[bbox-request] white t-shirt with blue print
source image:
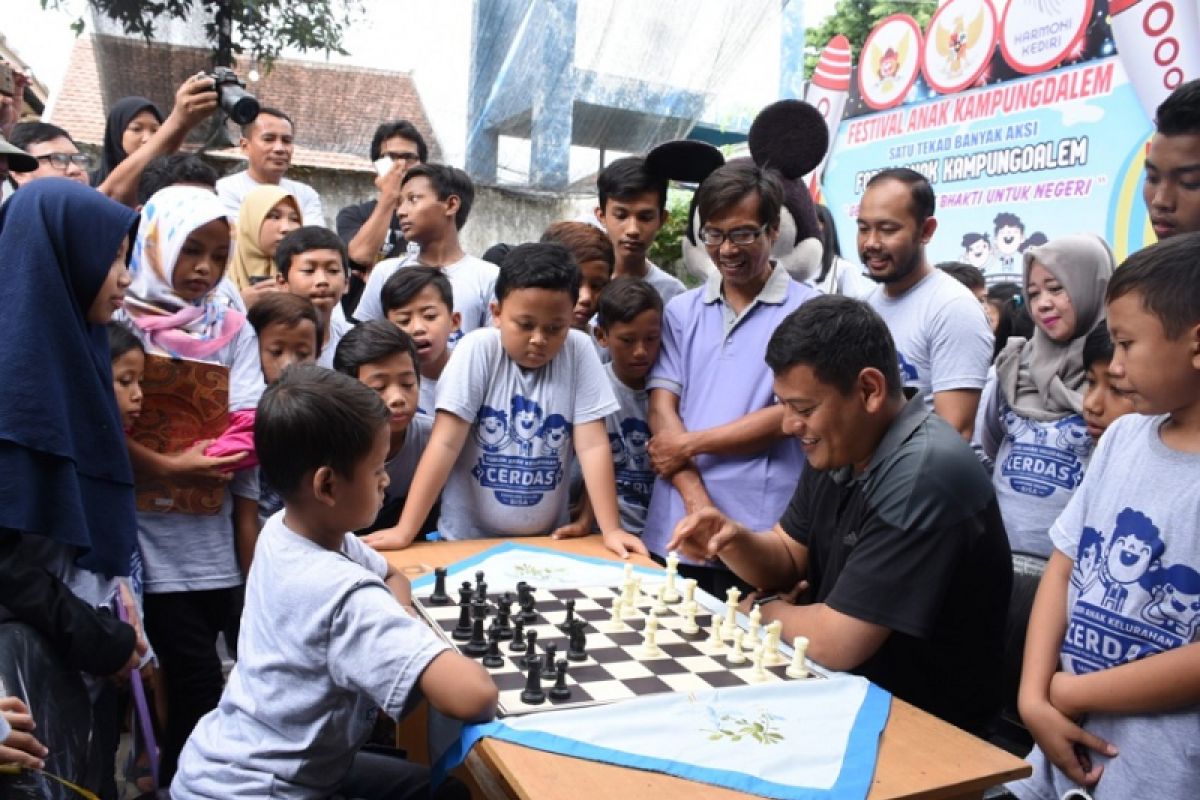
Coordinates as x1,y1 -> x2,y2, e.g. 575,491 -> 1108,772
434,328 -> 618,540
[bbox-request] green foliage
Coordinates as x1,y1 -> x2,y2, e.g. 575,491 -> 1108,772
803,0 -> 938,79
648,187 -> 695,283
702,710 -> 785,745
41,0 -> 364,67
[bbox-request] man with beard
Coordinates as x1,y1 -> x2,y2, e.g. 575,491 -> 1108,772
859,168 -> 992,439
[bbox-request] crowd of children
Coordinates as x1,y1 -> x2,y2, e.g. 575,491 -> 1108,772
2,88 -> 1199,800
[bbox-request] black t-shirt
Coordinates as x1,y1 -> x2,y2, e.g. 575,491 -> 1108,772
778,398 -> 1012,734
335,199 -> 408,318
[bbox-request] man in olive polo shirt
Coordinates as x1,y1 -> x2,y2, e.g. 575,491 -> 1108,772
669,295 -> 1012,735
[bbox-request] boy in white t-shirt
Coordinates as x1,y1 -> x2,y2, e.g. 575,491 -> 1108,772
1010,237 -> 1200,800
363,243 -> 647,559
172,365 -> 495,800
382,265 -> 460,415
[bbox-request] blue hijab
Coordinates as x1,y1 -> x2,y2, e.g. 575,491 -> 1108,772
0,179 -> 140,576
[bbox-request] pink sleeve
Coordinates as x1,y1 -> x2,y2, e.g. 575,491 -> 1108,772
203,408 -> 258,471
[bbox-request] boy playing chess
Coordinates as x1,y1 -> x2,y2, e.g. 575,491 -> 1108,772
1010,236 -> 1200,799
171,365 -> 496,799
364,242 -> 647,558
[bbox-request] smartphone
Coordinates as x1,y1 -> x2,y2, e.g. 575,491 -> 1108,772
374,156 -> 393,177
249,275 -> 274,286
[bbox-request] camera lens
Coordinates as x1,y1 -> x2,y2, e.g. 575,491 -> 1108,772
220,86 -> 259,126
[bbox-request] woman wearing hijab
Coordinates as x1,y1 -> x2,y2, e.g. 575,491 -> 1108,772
91,96 -> 164,187
0,178 -> 146,795
228,184 -> 302,306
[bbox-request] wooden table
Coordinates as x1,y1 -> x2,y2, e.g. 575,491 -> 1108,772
386,536 -> 1030,800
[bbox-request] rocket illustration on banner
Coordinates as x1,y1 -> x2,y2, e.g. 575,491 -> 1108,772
1111,0 -> 1200,121
804,34 -> 852,198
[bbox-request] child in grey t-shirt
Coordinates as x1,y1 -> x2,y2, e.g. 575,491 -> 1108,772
362,243 -> 647,559
172,365 -> 495,800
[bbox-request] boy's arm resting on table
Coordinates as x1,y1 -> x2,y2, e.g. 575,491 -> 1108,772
1017,551 -> 1116,787
551,493 -> 595,541
575,419 -> 647,559
419,650 -> 499,722
649,404 -> 788,476
364,410 -> 470,550
1049,641 -> 1200,717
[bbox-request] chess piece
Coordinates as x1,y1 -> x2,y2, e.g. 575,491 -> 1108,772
522,630 -> 540,668
428,566 -> 451,605
549,659 -> 572,700
452,595 -> 472,641
517,583 -> 538,624
567,618 -> 588,661
482,630 -> 505,668
620,579 -> 640,619
652,584 -> 669,615
558,598 -> 576,632
458,581 -> 473,608
509,618 -> 527,652
682,578 -> 698,607
724,586 -> 741,631
749,645 -> 768,682
465,618 -> 489,657
604,598 -> 626,632
493,601 -> 513,640
680,599 -> 700,635
786,636 -> 810,679
727,629 -> 747,665
543,643 -> 558,674
641,613 -> 662,658
520,660 -> 546,704
707,617 -> 726,650
747,604 -> 763,647
474,570 -> 486,596
663,551 -> 681,603
763,621 -> 787,666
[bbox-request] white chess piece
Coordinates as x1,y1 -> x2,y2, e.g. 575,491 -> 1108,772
747,605 -> 762,646
727,629 -> 747,665
749,645 -> 768,682
641,612 -> 662,657
707,617 -> 726,650
663,551 -> 681,603
724,586 -> 741,630
680,599 -> 700,635
682,578 -> 698,607
620,578 -> 640,619
604,597 -> 627,632
653,583 -> 669,614
763,620 -> 787,666
786,636 -> 810,679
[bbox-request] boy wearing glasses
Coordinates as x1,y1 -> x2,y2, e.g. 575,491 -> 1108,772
644,161 -> 816,597
7,122 -> 92,187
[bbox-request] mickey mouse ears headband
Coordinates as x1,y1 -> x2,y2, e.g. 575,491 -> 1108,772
645,99 -> 829,185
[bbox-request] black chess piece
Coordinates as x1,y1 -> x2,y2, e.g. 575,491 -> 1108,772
522,630 -> 540,668
452,596 -> 472,641
458,581 -> 473,605
520,660 -> 545,704
465,617 -> 488,657
508,619 -> 527,652
517,583 -> 538,624
482,630 -> 505,668
475,570 -> 486,594
428,566 -> 451,605
549,659 -> 571,701
557,598 -> 576,632
494,601 -> 513,640
567,618 -> 587,662
542,643 -> 558,674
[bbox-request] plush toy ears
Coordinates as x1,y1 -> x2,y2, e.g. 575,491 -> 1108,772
645,139 -> 725,184
747,99 -> 829,180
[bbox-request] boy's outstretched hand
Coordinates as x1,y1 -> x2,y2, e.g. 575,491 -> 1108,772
363,526 -> 415,551
601,529 -> 648,560
1020,696 -> 1116,787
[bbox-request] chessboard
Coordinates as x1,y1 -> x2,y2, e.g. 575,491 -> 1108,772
414,568 -> 818,717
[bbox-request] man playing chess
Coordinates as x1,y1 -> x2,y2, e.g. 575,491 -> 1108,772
669,296 -> 1012,736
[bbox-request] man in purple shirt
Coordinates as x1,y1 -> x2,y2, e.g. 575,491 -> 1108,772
645,161 -> 816,595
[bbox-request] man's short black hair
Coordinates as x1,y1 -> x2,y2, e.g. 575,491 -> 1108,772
255,364 -> 389,500
137,153 -> 219,205
1108,232 -> 1200,338
766,295 -> 903,397
241,107 -> 294,138
1155,78 -> 1200,136
495,242 -> 580,304
333,320 -> 420,379
865,168 -> 936,224
275,227 -> 349,278
1082,324 -> 1115,371
696,161 -> 784,230
401,163 -> 474,230
370,120 -> 429,163
8,121 -> 75,151
597,156 -> 668,211
107,321 -> 144,361
247,292 -> 323,347
937,261 -> 985,292
381,265 -> 454,314
596,277 -> 662,328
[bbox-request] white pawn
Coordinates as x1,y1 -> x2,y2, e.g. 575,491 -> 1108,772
763,620 -> 787,666
604,597 -> 627,632
786,636 -> 810,679
724,586 -> 741,630
620,578 -> 640,619
680,599 -> 700,635
652,583 -> 669,614
641,612 -> 662,658
707,617 -> 726,650
749,645 -> 768,682
747,604 -> 762,646
727,629 -> 747,665
682,578 -> 698,607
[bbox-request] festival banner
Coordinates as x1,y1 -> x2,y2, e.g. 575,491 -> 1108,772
818,0 -> 1196,281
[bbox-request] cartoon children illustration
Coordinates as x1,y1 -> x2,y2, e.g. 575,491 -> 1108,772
961,232 -> 993,271
1053,416 -> 1092,458
1071,526 -> 1105,594
475,405 -> 511,453
510,395 -> 544,456
1100,508 -> 1166,613
620,417 -> 652,471
993,212 -> 1026,272
1140,563 -> 1200,638
537,413 -> 572,455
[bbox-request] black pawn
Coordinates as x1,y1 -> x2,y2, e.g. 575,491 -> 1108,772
520,659 -> 545,704
494,602 -> 513,640
567,619 -> 587,662
549,659 -> 571,701
522,630 -> 540,668
465,617 -> 488,657
475,570 -> 486,594
557,598 -> 576,632
542,643 -> 558,674
452,597 -> 472,641
428,566 -> 451,605
508,619 -> 527,652
482,630 -> 505,668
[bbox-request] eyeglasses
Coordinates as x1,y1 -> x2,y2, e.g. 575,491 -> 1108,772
698,224 -> 769,247
382,151 -> 421,164
35,152 -> 93,170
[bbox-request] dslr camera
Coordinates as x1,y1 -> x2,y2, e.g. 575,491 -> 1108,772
208,67 -> 259,125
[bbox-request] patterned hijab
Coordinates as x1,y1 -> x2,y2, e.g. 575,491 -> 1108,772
227,184 -> 300,291
124,185 -> 242,360
994,233 -> 1114,421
